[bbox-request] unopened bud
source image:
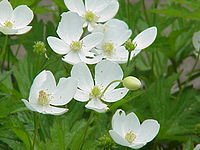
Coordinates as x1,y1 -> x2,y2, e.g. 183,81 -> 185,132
123,76 -> 141,90
124,39 -> 137,51
33,41 -> 47,54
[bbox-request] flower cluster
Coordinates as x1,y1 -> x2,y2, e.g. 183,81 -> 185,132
0,0 -> 160,149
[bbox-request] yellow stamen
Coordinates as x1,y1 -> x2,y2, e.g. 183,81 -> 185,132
125,131 -> 136,143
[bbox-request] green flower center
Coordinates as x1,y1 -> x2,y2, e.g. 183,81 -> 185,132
125,39 -> 137,51
125,131 -> 136,143
103,43 -> 114,56
37,90 -> 50,106
4,21 -> 13,28
90,86 -> 101,97
84,11 -> 98,22
70,41 -> 83,51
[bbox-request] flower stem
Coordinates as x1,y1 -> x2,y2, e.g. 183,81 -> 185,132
79,112 -> 94,150
99,80 -> 123,98
32,113 -> 39,150
126,51 -> 132,67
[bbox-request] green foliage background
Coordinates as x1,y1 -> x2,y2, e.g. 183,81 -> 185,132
0,0 -> 200,149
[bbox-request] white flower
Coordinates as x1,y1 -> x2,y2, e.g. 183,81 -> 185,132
93,19 -> 132,63
194,144 -> 200,150
109,109 -> 160,149
22,70 -> 77,115
0,0 -> 34,35
192,31 -> 200,51
71,60 -> 129,113
131,27 -> 157,57
64,0 -> 119,31
47,11 -> 103,65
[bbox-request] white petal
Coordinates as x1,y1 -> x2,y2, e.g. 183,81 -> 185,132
43,106 -> 68,115
95,60 -> 123,91
103,19 -> 132,47
29,70 -> 56,103
129,143 -> 146,149
133,27 -> 157,50
112,109 -> 126,136
22,99 -> 36,111
11,5 -> 33,29
0,26 -> 17,35
85,99 -> 108,113
57,12 -> 84,44
74,89 -> 90,102
82,32 -> 103,50
62,51 -> 82,65
131,49 -> 142,58
107,46 -> 129,64
124,112 -> 141,135
109,130 -> 129,147
192,31 -> 200,51
135,119 -> 160,143
64,0 -> 85,16
78,51 -> 103,64
47,36 -> 70,55
50,77 -> 78,106
15,26 -> 32,35
102,88 -> 128,102
96,0 -> 119,22
0,0 -> 13,24
71,62 -> 94,92
85,0 -> 108,12
194,144 -> 200,150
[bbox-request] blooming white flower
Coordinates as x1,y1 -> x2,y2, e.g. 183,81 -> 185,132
192,31 -> 200,51
22,70 -> 77,115
109,109 -> 160,149
194,144 -> 200,150
93,19 -> 132,63
0,0 -> 34,35
47,11 -> 103,65
71,60 -> 129,113
64,0 -> 119,31
131,27 -> 157,57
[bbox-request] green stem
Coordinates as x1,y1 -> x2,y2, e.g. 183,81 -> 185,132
142,0 -> 150,26
0,35 -> 8,58
99,80 -> 123,99
79,112 -> 94,150
32,113 -> 39,150
126,51 -> 132,67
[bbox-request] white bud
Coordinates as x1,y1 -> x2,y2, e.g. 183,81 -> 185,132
123,76 -> 141,90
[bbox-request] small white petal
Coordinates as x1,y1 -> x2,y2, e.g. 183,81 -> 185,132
85,0 -> 108,12
194,144 -> 200,150
131,49 -> 142,58
57,12 -> 84,44
107,46 -> 129,64
22,99 -> 36,111
71,62 -> 94,92
192,31 -> 200,51
0,26 -> 17,35
102,88 -> 128,102
74,89 -> 90,102
96,0 -> 119,22
79,51 -> 103,64
85,99 -> 108,113
43,106 -> 68,115
82,32 -> 103,50
64,0 -> 85,16
109,130 -> 130,147
0,0 -> 13,24
124,112 -> 141,135
50,77 -> 78,106
47,36 -> 70,55
11,5 -> 34,29
129,142 -> 146,149
133,27 -> 157,50
135,119 -> 160,143
15,26 -> 32,35
62,51 -> 82,65
103,19 -> 132,47
29,70 -> 56,103
95,60 -> 123,91
112,109 -> 126,136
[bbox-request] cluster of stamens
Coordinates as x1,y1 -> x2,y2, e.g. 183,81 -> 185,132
4,21 -> 13,28
125,131 -> 136,143
37,90 -> 50,106
70,41 -> 83,51
102,43 -> 114,56
84,11 -> 98,23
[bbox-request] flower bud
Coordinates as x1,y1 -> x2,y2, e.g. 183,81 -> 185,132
123,76 -> 141,90
33,41 -> 47,54
98,134 -> 117,149
124,39 -> 137,51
